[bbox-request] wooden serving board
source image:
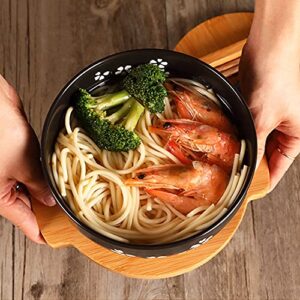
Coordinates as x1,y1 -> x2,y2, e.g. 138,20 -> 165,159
33,12 -> 269,279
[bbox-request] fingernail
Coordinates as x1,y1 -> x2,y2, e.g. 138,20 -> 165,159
43,195 -> 56,206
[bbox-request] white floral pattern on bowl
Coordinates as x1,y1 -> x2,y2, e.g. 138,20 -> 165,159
110,235 -> 213,258
189,235 -> 213,250
114,65 -> 132,75
149,58 -> 168,70
94,59 -> 169,82
111,248 -> 135,257
94,70 -> 110,81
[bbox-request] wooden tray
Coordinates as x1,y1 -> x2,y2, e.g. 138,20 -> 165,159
33,12 -> 269,279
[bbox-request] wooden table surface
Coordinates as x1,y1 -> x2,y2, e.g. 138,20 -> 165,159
0,1 -> 299,299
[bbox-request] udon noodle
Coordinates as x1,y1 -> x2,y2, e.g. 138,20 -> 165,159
51,81 -> 248,244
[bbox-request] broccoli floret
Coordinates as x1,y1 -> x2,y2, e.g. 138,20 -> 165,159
123,64 -> 167,113
74,64 -> 167,151
126,64 -> 166,83
74,89 -> 144,152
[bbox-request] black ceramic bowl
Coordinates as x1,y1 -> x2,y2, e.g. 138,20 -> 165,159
41,49 -> 257,258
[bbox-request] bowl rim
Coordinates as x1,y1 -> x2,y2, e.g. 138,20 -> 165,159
41,48 -> 257,251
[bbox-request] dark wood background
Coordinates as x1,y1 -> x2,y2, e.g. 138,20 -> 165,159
1,1 -> 299,299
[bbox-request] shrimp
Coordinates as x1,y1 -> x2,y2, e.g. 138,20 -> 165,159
125,162 -> 229,214
149,119 -> 240,170
166,82 -> 236,134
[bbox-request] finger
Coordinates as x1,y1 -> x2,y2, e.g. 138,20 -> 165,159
266,131 -> 279,160
0,189 -> 45,244
267,148 -> 295,191
266,132 -> 300,191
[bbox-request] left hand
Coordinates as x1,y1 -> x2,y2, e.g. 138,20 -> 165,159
0,75 -> 56,243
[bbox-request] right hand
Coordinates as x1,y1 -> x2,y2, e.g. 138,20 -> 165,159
0,75 -> 56,244
239,41 -> 300,191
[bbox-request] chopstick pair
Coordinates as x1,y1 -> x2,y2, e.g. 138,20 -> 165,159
200,38 -> 246,78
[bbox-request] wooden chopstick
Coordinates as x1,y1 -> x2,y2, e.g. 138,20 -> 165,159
219,64 -> 239,77
200,39 -> 246,67
200,38 -> 246,77
216,58 -> 240,77
216,58 -> 240,72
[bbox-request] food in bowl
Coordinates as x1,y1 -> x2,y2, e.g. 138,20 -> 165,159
50,63 -> 248,245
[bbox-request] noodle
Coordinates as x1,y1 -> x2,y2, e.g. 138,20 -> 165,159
51,82 -> 249,244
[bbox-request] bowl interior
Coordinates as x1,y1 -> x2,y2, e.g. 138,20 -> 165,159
41,49 -> 257,249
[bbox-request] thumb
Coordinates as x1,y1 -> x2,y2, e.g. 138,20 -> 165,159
16,127 -> 56,207
256,132 -> 267,170
22,175 -> 56,207
249,108 -> 271,169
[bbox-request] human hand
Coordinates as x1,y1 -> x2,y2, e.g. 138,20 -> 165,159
0,75 -> 55,243
239,40 -> 300,191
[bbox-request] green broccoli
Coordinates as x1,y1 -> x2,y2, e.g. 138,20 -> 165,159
74,64 -> 167,152
75,88 -> 144,152
126,63 -> 166,83
123,64 -> 167,113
